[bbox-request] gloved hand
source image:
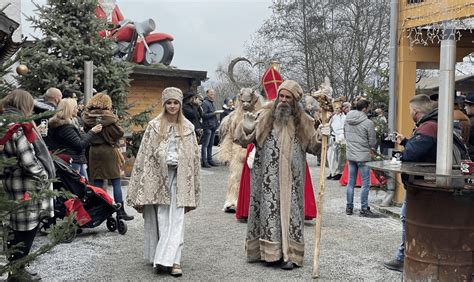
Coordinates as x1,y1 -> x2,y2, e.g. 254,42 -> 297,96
247,147 -> 256,169
319,123 -> 330,136
242,112 -> 257,134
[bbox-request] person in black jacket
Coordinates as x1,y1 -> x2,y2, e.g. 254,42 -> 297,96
201,89 -> 223,168
182,91 -> 203,141
47,98 -> 102,180
33,87 -> 62,115
33,87 -> 63,135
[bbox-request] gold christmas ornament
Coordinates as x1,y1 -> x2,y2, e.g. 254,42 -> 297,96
16,64 -> 29,75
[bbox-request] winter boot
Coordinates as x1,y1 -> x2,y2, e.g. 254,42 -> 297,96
7,267 -> 41,281
117,203 -> 134,221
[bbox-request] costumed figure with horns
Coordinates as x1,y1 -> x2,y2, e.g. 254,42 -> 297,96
236,77 -> 330,269
218,83 -> 263,213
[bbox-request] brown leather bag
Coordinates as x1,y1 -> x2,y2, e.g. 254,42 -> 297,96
114,147 -> 125,168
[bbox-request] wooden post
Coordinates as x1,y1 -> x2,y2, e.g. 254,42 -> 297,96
84,61 -> 93,105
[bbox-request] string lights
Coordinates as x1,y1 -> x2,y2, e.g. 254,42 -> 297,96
403,1 -> 474,47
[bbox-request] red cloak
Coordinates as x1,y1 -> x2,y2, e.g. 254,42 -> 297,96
236,145 -> 317,220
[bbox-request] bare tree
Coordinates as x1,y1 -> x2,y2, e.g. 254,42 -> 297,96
206,56 -> 262,109
246,0 -> 390,100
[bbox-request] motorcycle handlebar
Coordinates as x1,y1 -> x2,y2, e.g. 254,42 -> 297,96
117,19 -> 132,28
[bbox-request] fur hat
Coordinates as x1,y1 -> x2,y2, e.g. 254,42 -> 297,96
277,80 -> 304,102
87,92 -> 112,110
162,87 -> 183,106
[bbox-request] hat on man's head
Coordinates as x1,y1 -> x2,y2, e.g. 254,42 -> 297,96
465,92 -> 474,105
162,87 -> 183,106
277,80 -> 304,102
183,90 -> 195,101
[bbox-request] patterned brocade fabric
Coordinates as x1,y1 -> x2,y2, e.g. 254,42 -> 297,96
246,130 -> 306,266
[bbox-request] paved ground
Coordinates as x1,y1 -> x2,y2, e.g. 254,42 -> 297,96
28,153 -> 403,281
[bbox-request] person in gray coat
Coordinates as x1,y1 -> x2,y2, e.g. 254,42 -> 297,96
344,99 -> 377,217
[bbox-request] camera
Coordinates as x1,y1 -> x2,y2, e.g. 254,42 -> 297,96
384,132 -> 398,142
95,116 -> 103,124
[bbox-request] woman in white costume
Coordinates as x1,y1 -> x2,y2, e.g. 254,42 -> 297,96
126,87 -> 201,277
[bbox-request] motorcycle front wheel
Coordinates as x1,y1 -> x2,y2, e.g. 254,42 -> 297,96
144,40 -> 174,66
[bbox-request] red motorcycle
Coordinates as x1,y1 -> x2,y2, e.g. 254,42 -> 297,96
96,2 -> 174,66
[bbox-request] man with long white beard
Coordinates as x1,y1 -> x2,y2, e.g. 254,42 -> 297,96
237,80 -> 329,270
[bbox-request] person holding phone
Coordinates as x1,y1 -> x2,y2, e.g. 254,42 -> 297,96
82,92 -> 133,221
47,98 -> 102,180
0,89 -> 55,281
383,94 -> 441,272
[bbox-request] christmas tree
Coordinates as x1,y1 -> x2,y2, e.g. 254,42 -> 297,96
17,0 -> 132,117
17,0 -> 154,156
0,60 -> 76,279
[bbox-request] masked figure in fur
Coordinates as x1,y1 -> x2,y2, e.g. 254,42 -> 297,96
218,88 -> 263,213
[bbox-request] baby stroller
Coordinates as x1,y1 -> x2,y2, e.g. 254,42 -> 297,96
39,158 -> 127,242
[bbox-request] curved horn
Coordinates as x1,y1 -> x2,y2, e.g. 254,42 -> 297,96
228,57 -> 252,86
252,61 -> 265,68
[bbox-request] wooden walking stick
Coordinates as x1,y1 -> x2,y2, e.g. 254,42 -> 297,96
311,78 -> 333,278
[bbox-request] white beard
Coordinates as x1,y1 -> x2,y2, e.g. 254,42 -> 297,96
273,102 -> 292,126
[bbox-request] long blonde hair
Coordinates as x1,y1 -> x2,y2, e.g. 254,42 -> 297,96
0,89 -> 34,117
54,98 -> 77,121
158,102 -> 185,140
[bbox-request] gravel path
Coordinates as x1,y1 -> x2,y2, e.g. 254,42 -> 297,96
29,154 -> 402,281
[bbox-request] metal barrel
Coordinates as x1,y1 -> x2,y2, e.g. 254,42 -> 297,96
405,183 -> 474,281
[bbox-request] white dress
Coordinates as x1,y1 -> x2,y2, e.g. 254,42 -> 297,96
327,113 -> 346,176
143,128 -> 185,267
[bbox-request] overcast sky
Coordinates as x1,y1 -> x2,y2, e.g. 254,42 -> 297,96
20,0 -> 273,81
